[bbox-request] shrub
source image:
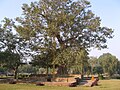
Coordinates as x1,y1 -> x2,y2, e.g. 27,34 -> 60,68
9,79 -> 17,84
98,75 -> 105,80
111,76 -> 120,79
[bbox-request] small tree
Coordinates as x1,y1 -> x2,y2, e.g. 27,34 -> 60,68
0,51 -> 21,79
88,56 -> 99,74
0,18 -> 29,79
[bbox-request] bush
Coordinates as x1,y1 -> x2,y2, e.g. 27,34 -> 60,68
98,75 -> 105,80
111,76 -> 120,79
18,74 -> 29,79
9,79 -> 17,84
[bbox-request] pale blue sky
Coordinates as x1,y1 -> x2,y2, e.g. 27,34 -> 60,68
90,0 -> 120,59
0,0 -> 120,59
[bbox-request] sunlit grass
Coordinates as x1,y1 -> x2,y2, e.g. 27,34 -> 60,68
0,79 -> 120,90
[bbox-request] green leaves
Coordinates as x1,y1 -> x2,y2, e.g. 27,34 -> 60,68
0,51 -> 20,69
14,0 -> 113,51
0,0 -> 114,76
98,53 -> 119,76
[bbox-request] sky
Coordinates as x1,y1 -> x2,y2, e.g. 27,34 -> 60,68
0,0 -> 120,59
90,0 -> 120,59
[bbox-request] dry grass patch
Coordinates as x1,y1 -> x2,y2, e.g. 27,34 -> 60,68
0,79 -> 120,90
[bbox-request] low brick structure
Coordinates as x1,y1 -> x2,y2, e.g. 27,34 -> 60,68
36,76 -> 81,87
36,82 -> 45,86
37,81 -> 77,87
9,79 -> 17,84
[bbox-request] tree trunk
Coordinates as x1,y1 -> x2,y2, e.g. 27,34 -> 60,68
81,62 -> 84,80
46,65 -> 49,76
14,66 -> 18,79
52,64 -> 56,81
57,65 -> 68,75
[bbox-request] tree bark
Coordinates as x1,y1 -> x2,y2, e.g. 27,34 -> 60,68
14,66 -> 18,79
52,64 -> 55,81
46,64 -> 49,76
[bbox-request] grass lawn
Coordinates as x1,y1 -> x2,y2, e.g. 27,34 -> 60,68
0,79 -> 120,90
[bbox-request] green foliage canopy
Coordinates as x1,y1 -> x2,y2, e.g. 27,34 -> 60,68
15,0 -> 113,51
98,53 -> 119,76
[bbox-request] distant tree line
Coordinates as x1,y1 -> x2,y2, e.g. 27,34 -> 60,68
89,53 -> 120,77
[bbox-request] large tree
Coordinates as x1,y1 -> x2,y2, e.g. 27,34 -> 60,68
15,0 -> 113,49
11,0 -> 113,79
